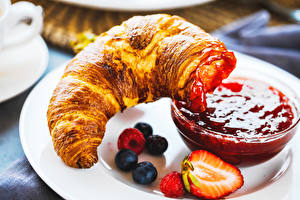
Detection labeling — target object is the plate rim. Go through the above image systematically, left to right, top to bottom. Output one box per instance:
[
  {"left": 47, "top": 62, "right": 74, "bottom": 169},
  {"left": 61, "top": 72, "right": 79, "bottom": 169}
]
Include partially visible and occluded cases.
[
  {"left": 53, "top": 0, "right": 214, "bottom": 12},
  {"left": 19, "top": 51, "right": 300, "bottom": 199},
  {"left": 19, "top": 65, "right": 71, "bottom": 199}
]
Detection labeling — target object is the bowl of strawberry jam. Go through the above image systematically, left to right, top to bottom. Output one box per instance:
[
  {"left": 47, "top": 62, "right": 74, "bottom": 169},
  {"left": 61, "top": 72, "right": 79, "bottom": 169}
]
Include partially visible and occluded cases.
[{"left": 171, "top": 76, "right": 300, "bottom": 166}]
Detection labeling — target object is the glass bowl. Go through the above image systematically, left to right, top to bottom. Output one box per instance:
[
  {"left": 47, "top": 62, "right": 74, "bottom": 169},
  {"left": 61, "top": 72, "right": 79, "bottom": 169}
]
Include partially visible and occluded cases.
[{"left": 171, "top": 63, "right": 300, "bottom": 166}]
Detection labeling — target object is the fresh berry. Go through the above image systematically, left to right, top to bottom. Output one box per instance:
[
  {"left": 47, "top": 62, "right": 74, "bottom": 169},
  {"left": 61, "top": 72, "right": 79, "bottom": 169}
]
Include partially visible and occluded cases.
[
  {"left": 134, "top": 122, "right": 153, "bottom": 139},
  {"left": 118, "top": 128, "right": 145, "bottom": 155},
  {"left": 146, "top": 135, "right": 168, "bottom": 155},
  {"left": 115, "top": 149, "right": 138, "bottom": 171},
  {"left": 181, "top": 150, "right": 244, "bottom": 199},
  {"left": 132, "top": 161, "right": 157, "bottom": 185},
  {"left": 160, "top": 172, "right": 184, "bottom": 198}
]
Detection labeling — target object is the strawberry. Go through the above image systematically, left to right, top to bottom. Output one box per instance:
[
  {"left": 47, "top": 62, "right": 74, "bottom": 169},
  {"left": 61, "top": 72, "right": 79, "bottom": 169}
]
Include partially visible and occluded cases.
[
  {"left": 118, "top": 128, "right": 145, "bottom": 155},
  {"left": 181, "top": 150, "right": 244, "bottom": 199},
  {"left": 160, "top": 171, "right": 184, "bottom": 198}
]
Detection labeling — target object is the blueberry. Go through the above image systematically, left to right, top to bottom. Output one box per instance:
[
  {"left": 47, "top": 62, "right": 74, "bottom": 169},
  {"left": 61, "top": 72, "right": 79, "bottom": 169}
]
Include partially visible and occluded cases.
[
  {"left": 134, "top": 122, "right": 153, "bottom": 139},
  {"left": 146, "top": 135, "right": 168, "bottom": 155},
  {"left": 115, "top": 149, "right": 138, "bottom": 171},
  {"left": 132, "top": 161, "right": 157, "bottom": 185}
]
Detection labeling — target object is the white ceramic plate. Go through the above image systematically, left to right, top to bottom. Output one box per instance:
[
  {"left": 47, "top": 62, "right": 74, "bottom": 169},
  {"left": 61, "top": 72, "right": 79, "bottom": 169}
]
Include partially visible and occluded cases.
[
  {"left": 53, "top": 0, "right": 213, "bottom": 12},
  {"left": 0, "top": 36, "right": 48, "bottom": 103},
  {"left": 20, "top": 52, "right": 300, "bottom": 200}
]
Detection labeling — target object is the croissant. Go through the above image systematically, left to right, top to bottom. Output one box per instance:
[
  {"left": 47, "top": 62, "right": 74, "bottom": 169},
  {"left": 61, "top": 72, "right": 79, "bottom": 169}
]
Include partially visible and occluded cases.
[{"left": 47, "top": 14, "right": 236, "bottom": 168}]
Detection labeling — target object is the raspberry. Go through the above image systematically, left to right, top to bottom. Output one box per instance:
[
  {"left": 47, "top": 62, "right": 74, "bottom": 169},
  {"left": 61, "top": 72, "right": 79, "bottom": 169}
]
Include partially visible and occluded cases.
[
  {"left": 118, "top": 128, "right": 145, "bottom": 155},
  {"left": 160, "top": 171, "right": 184, "bottom": 198}
]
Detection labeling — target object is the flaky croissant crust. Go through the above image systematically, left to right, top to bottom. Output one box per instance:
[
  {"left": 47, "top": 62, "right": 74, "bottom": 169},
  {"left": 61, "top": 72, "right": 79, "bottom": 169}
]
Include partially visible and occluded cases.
[{"left": 47, "top": 14, "right": 236, "bottom": 168}]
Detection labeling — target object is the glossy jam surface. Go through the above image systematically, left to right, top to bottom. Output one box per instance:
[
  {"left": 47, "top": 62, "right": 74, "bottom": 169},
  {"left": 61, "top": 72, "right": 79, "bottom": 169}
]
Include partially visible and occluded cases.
[{"left": 177, "top": 78, "right": 294, "bottom": 138}]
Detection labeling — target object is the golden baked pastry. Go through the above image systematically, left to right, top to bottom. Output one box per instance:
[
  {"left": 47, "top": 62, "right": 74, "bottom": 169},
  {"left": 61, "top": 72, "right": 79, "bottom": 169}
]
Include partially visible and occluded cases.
[{"left": 47, "top": 14, "right": 236, "bottom": 168}]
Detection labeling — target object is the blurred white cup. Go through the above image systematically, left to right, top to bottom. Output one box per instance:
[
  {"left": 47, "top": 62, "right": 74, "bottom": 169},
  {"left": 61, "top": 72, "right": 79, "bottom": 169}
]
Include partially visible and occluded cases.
[{"left": 0, "top": 0, "right": 43, "bottom": 52}]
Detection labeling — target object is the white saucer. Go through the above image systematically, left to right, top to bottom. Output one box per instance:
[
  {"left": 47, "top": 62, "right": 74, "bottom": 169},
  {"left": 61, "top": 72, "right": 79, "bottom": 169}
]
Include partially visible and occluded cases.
[
  {"left": 0, "top": 35, "right": 49, "bottom": 103},
  {"left": 19, "top": 52, "right": 300, "bottom": 200}
]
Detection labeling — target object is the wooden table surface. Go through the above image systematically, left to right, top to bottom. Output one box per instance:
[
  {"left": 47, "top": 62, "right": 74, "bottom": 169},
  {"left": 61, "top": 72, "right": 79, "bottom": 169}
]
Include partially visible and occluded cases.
[{"left": 13, "top": 0, "right": 299, "bottom": 51}]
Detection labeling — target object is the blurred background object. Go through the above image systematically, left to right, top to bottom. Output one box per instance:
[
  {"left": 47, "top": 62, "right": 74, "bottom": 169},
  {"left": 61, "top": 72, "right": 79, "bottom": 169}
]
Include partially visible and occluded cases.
[
  {"left": 0, "top": 0, "right": 46, "bottom": 103},
  {"left": 11, "top": 0, "right": 300, "bottom": 51},
  {"left": 52, "top": 0, "right": 214, "bottom": 12},
  {"left": 240, "top": 0, "right": 300, "bottom": 23},
  {"left": 213, "top": 10, "right": 300, "bottom": 77}
]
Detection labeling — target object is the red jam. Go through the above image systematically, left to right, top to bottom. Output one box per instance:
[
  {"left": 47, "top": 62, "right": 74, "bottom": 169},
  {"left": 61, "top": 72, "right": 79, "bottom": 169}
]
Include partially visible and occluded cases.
[
  {"left": 187, "top": 50, "right": 237, "bottom": 113},
  {"left": 188, "top": 68, "right": 207, "bottom": 112},
  {"left": 172, "top": 78, "right": 298, "bottom": 165},
  {"left": 180, "top": 78, "right": 294, "bottom": 137}
]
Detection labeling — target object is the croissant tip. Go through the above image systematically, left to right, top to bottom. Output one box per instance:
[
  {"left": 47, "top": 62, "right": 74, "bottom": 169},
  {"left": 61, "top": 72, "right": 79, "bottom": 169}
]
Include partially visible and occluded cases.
[{"left": 74, "top": 154, "right": 98, "bottom": 169}]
